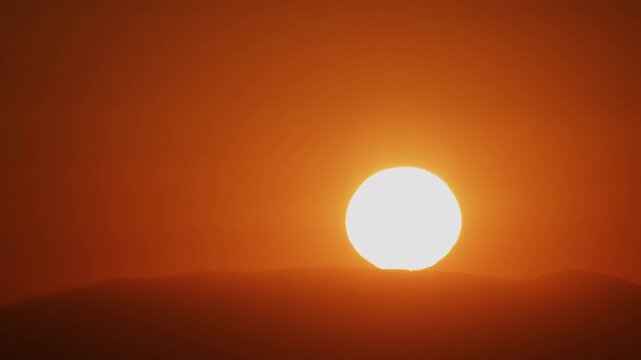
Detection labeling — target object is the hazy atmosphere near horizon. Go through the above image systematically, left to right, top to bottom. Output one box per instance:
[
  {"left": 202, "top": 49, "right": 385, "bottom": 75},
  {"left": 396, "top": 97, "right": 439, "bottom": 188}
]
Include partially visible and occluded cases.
[{"left": 2, "top": 0, "right": 641, "bottom": 343}]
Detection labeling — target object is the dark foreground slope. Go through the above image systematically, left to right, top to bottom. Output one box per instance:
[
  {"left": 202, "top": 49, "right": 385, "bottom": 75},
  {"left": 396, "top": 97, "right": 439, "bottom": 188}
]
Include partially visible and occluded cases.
[{"left": 0, "top": 268, "right": 639, "bottom": 359}]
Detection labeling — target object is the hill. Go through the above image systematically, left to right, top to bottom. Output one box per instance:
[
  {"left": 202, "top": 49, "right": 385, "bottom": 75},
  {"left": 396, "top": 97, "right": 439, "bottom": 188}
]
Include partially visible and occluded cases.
[{"left": 0, "top": 268, "right": 639, "bottom": 359}]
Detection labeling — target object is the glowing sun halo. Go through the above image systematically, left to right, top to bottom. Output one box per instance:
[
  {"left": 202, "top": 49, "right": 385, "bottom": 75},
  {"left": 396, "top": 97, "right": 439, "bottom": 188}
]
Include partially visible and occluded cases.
[{"left": 346, "top": 167, "right": 462, "bottom": 270}]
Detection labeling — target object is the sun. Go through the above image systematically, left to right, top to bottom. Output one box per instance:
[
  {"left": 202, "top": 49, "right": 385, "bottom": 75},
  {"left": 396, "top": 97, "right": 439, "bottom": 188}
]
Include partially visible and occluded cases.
[{"left": 345, "top": 167, "right": 462, "bottom": 270}]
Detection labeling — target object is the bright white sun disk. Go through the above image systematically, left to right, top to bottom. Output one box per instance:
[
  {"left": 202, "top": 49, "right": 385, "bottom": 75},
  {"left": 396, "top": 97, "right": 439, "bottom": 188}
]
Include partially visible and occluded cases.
[{"left": 345, "top": 167, "right": 462, "bottom": 270}]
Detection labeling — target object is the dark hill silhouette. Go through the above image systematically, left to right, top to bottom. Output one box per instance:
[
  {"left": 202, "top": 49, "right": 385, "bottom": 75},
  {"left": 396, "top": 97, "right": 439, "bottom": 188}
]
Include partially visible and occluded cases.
[{"left": 0, "top": 268, "right": 639, "bottom": 359}]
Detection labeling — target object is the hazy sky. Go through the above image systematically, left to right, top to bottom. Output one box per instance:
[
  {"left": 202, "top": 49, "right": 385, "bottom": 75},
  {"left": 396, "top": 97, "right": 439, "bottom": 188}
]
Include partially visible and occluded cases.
[{"left": 1, "top": 0, "right": 640, "bottom": 305}]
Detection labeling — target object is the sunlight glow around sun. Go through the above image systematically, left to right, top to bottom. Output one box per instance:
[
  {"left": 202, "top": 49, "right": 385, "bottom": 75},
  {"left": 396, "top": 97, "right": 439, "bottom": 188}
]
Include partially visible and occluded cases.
[{"left": 346, "top": 167, "right": 462, "bottom": 270}]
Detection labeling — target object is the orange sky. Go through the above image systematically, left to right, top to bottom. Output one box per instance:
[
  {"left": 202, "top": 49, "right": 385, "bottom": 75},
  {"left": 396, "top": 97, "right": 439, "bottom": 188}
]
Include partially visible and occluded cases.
[{"left": 1, "top": 0, "right": 640, "bottom": 305}]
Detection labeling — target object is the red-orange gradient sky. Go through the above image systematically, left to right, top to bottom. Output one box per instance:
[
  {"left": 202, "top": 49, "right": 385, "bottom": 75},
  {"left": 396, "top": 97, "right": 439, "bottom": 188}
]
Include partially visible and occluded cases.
[{"left": 1, "top": 0, "right": 640, "bottom": 305}]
